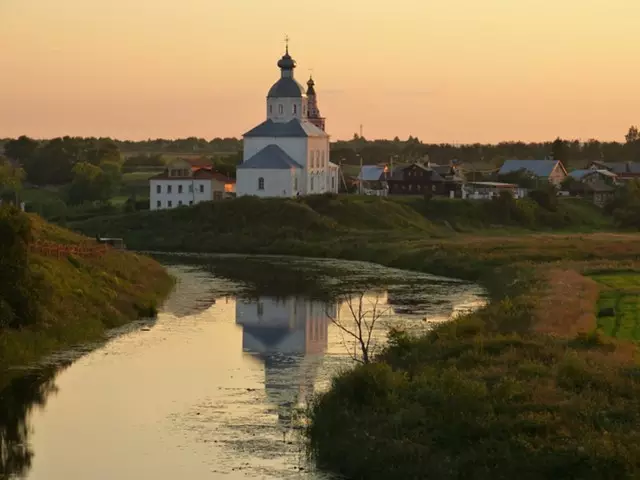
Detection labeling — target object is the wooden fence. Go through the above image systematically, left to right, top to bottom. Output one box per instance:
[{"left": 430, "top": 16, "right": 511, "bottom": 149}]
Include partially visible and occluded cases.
[{"left": 30, "top": 240, "right": 110, "bottom": 259}]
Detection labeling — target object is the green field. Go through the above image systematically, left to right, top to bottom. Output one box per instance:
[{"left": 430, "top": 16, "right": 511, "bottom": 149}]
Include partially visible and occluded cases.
[{"left": 591, "top": 272, "right": 640, "bottom": 341}]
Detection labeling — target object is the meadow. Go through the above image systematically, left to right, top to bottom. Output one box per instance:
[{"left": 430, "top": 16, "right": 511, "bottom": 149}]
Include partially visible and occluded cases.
[{"left": 591, "top": 272, "right": 640, "bottom": 342}]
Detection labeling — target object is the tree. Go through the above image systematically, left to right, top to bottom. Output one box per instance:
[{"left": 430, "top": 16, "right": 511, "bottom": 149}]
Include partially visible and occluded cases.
[
  {"left": 625, "top": 126, "right": 640, "bottom": 144},
  {"left": 3, "top": 136, "right": 38, "bottom": 165},
  {"left": 551, "top": 137, "right": 568, "bottom": 167},
  {"left": 0, "top": 158, "right": 25, "bottom": 194},
  {"left": 66, "top": 162, "right": 115, "bottom": 205},
  {"left": 325, "top": 293, "right": 390, "bottom": 364}
]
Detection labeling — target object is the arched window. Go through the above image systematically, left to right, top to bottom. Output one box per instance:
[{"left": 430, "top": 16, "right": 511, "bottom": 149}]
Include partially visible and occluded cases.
[
  {"left": 278, "top": 104, "right": 283, "bottom": 115},
  {"left": 293, "top": 104, "right": 297, "bottom": 115},
  {"left": 269, "top": 105, "right": 273, "bottom": 115},
  {"left": 321, "top": 151, "right": 325, "bottom": 167},
  {"left": 310, "top": 153, "right": 314, "bottom": 169},
  {"left": 294, "top": 176, "right": 298, "bottom": 191},
  {"left": 310, "top": 176, "right": 314, "bottom": 191},
  {"left": 258, "top": 177, "right": 265, "bottom": 190}
]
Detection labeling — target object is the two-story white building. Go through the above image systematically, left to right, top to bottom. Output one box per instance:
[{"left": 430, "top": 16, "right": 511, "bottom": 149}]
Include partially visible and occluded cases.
[{"left": 149, "top": 158, "right": 235, "bottom": 211}]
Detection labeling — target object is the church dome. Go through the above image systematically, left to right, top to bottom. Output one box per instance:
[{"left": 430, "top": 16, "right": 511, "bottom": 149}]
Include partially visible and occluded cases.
[
  {"left": 277, "top": 52, "right": 296, "bottom": 70},
  {"left": 268, "top": 77, "right": 306, "bottom": 98}
]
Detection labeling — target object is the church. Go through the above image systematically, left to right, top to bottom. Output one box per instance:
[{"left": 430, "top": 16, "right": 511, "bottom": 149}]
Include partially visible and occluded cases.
[{"left": 236, "top": 45, "right": 340, "bottom": 197}]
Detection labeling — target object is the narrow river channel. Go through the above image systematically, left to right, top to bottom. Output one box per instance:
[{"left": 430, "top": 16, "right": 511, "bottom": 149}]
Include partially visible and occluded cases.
[{"left": 0, "top": 256, "right": 485, "bottom": 479}]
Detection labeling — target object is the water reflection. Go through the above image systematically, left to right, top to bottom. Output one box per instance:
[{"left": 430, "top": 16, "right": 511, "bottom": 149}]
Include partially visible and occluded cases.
[
  {"left": 236, "top": 297, "right": 337, "bottom": 431},
  {"left": 0, "top": 366, "right": 66, "bottom": 479}
]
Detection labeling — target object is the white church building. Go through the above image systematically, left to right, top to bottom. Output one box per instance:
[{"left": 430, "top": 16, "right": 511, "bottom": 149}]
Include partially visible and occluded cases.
[{"left": 236, "top": 46, "right": 339, "bottom": 197}]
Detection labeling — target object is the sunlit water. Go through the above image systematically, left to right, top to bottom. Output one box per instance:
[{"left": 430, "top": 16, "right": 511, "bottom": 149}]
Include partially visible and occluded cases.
[{"left": 0, "top": 257, "right": 485, "bottom": 479}]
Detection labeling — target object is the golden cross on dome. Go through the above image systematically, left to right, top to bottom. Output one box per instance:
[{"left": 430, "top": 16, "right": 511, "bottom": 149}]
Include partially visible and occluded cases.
[{"left": 284, "top": 34, "right": 289, "bottom": 54}]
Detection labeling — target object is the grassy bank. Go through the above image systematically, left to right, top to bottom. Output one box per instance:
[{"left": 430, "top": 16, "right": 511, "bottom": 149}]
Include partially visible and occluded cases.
[
  {"left": 66, "top": 195, "right": 640, "bottom": 477},
  {"left": 67, "top": 195, "right": 615, "bottom": 253},
  {"left": 0, "top": 213, "right": 173, "bottom": 374}
]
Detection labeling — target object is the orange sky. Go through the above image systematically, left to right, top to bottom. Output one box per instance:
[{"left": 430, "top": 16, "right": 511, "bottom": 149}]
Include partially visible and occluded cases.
[{"left": 1, "top": 0, "right": 639, "bottom": 143}]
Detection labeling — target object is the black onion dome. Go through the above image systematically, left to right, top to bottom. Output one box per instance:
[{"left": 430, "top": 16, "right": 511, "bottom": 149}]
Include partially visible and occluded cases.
[
  {"left": 277, "top": 51, "right": 296, "bottom": 70},
  {"left": 306, "top": 76, "right": 316, "bottom": 96}
]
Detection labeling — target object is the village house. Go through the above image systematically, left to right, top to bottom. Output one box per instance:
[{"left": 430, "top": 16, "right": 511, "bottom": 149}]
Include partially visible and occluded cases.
[
  {"left": 149, "top": 158, "right": 235, "bottom": 211},
  {"left": 498, "top": 159, "right": 568, "bottom": 186},
  {"left": 588, "top": 161, "right": 640, "bottom": 182},
  {"left": 386, "top": 162, "right": 465, "bottom": 197},
  {"left": 356, "top": 165, "right": 389, "bottom": 195},
  {"left": 567, "top": 169, "right": 617, "bottom": 207},
  {"left": 463, "top": 182, "right": 526, "bottom": 199}
]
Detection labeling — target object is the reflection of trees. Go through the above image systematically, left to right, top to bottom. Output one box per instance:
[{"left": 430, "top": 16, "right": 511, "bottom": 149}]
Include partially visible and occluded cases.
[{"left": 0, "top": 365, "right": 66, "bottom": 478}]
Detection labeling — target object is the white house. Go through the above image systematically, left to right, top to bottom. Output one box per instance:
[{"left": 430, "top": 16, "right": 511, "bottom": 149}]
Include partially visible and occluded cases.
[
  {"left": 236, "top": 45, "right": 339, "bottom": 198},
  {"left": 149, "top": 158, "right": 235, "bottom": 211}
]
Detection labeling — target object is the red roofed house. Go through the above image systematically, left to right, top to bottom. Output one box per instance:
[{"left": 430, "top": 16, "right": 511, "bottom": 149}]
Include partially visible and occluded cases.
[{"left": 149, "top": 158, "right": 236, "bottom": 211}]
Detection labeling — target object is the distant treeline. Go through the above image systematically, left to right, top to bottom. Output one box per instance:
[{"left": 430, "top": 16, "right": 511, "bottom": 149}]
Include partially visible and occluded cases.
[{"left": 2, "top": 126, "right": 640, "bottom": 170}]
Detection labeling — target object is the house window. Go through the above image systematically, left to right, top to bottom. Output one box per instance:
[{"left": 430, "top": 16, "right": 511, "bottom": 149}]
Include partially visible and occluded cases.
[
  {"left": 278, "top": 104, "right": 283, "bottom": 115},
  {"left": 293, "top": 104, "right": 297, "bottom": 115},
  {"left": 303, "top": 105, "right": 307, "bottom": 116},
  {"left": 258, "top": 177, "right": 265, "bottom": 190},
  {"left": 189, "top": 184, "right": 193, "bottom": 193},
  {"left": 199, "top": 184, "right": 204, "bottom": 193},
  {"left": 156, "top": 185, "right": 161, "bottom": 194},
  {"left": 167, "top": 185, "right": 172, "bottom": 194},
  {"left": 178, "top": 185, "right": 183, "bottom": 194},
  {"left": 214, "top": 191, "right": 223, "bottom": 200},
  {"left": 156, "top": 200, "right": 161, "bottom": 208},
  {"left": 168, "top": 200, "right": 173, "bottom": 208},
  {"left": 178, "top": 200, "right": 183, "bottom": 206},
  {"left": 189, "top": 200, "right": 193, "bottom": 206}
]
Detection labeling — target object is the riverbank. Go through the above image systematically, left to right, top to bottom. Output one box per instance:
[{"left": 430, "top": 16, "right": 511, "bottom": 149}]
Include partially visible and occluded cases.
[
  {"left": 66, "top": 196, "right": 640, "bottom": 477},
  {"left": 0, "top": 211, "right": 173, "bottom": 376}
]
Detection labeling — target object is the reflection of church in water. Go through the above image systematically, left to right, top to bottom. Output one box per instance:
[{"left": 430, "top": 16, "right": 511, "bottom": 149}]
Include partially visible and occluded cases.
[{"left": 235, "top": 297, "right": 337, "bottom": 428}]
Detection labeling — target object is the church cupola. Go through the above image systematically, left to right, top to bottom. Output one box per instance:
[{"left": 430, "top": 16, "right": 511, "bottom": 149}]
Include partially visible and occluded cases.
[
  {"left": 266, "top": 40, "right": 307, "bottom": 123},
  {"left": 306, "top": 75, "right": 326, "bottom": 131}
]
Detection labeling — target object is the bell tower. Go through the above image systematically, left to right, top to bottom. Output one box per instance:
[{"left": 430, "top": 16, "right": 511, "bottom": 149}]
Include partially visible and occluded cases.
[{"left": 306, "top": 76, "right": 326, "bottom": 131}]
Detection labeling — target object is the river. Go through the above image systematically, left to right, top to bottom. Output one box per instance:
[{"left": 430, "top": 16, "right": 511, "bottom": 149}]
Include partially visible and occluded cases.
[{"left": 0, "top": 255, "right": 485, "bottom": 479}]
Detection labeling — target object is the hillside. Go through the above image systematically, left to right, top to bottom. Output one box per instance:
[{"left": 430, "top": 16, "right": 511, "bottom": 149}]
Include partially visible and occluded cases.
[
  {"left": 68, "top": 195, "right": 614, "bottom": 253},
  {"left": 0, "top": 210, "right": 173, "bottom": 371}
]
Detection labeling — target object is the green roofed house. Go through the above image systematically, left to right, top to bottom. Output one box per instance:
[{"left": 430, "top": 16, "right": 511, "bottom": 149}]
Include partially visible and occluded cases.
[{"left": 498, "top": 159, "right": 568, "bottom": 186}]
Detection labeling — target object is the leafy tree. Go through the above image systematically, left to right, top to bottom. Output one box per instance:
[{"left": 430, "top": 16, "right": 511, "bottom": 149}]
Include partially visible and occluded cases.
[
  {"left": 625, "top": 126, "right": 640, "bottom": 144},
  {"left": 3, "top": 136, "right": 38, "bottom": 165},
  {"left": 551, "top": 137, "right": 568, "bottom": 167},
  {"left": 0, "top": 158, "right": 25, "bottom": 193},
  {"left": 67, "top": 162, "right": 117, "bottom": 205},
  {"left": 497, "top": 169, "right": 538, "bottom": 189},
  {"left": 529, "top": 184, "right": 559, "bottom": 212}
]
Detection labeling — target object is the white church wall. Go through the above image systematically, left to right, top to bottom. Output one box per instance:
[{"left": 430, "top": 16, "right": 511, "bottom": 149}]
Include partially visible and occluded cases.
[
  {"left": 267, "top": 97, "right": 306, "bottom": 123},
  {"left": 306, "top": 136, "right": 331, "bottom": 194},
  {"left": 243, "top": 137, "right": 307, "bottom": 165},
  {"left": 236, "top": 168, "right": 296, "bottom": 197}
]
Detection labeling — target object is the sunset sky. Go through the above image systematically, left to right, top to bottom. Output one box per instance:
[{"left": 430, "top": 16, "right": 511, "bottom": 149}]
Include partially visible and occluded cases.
[{"left": 1, "top": 0, "right": 639, "bottom": 143}]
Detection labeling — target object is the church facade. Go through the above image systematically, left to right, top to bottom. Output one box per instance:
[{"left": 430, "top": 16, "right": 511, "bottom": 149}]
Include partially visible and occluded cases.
[{"left": 236, "top": 47, "right": 339, "bottom": 197}]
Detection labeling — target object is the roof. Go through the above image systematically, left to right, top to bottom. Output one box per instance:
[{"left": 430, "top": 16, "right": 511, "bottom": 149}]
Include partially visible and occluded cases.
[
  {"left": 268, "top": 77, "right": 306, "bottom": 98},
  {"left": 244, "top": 118, "right": 327, "bottom": 138},
  {"left": 237, "top": 144, "right": 303, "bottom": 170},
  {"left": 498, "top": 159, "right": 564, "bottom": 177},
  {"left": 589, "top": 161, "right": 640, "bottom": 175},
  {"left": 388, "top": 163, "right": 445, "bottom": 182},
  {"left": 358, "top": 165, "right": 385, "bottom": 181},
  {"left": 149, "top": 168, "right": 234, "bottom": 183},
  {"left": 569, "top": 169, "right": 617, "bottom": 180},
  {"left": 571, "top": 178, "right": 616, "bottom": 193},
  {"left": 468, "top": 182, "right": 518, "bottom": 188}
]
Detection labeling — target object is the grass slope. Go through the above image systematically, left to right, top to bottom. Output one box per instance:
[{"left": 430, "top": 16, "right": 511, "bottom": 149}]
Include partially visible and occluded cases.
[
  {"left": 68, "top": 195, "right": 614, "bottom": 254},
  {"left": 0, "top": 215, "right": 173, "bottom": 372},
  {"left": 592, "top": 272, "right": 640, "bottom": 341}
]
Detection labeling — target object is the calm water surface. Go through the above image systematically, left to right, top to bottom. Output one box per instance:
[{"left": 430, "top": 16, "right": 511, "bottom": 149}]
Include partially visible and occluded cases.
[{"left": 0, "top": 256, "right": 485, "bottom": 479}]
